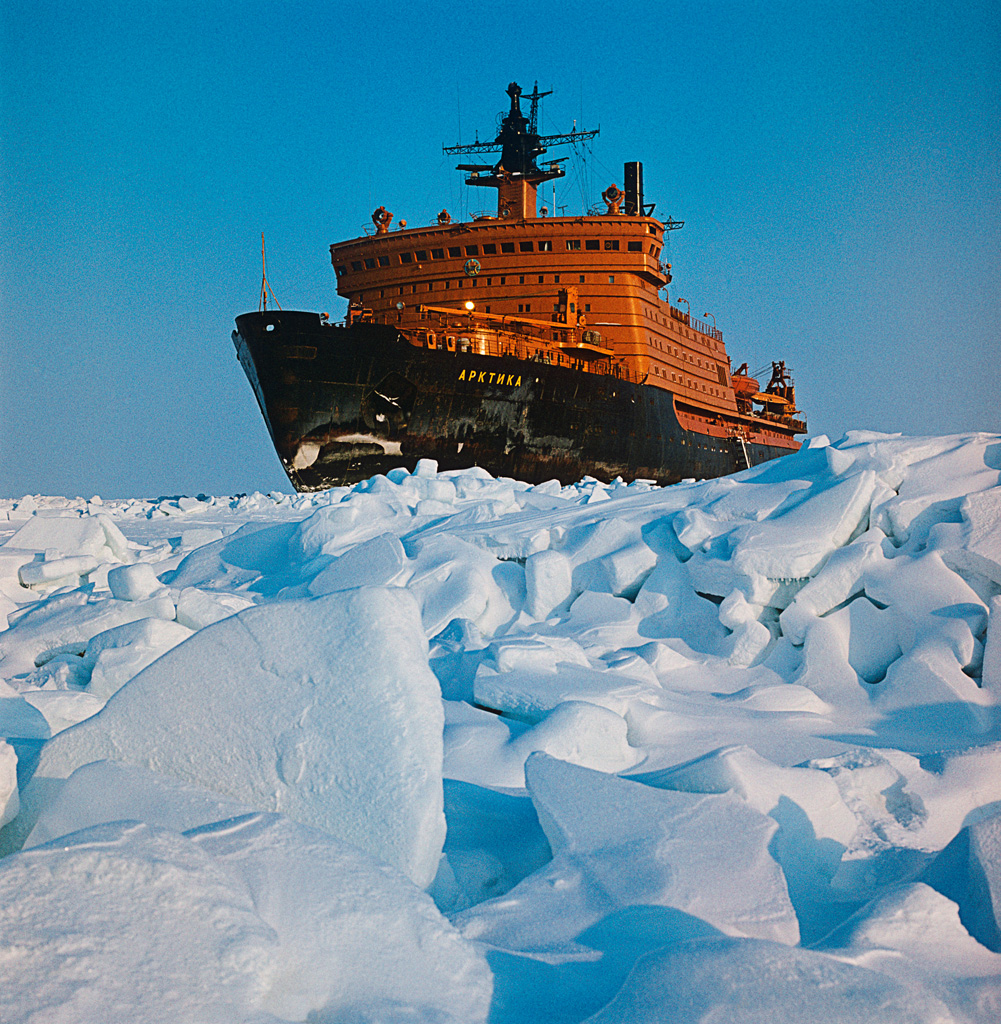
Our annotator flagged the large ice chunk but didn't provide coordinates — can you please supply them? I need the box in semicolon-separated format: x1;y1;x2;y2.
8;588;446;886
3;512;133;564
456;754;798;953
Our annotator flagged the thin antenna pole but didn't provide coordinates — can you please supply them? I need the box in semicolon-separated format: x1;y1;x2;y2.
260;233;267;312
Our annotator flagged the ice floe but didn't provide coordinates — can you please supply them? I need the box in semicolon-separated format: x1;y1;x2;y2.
0;429;999;1021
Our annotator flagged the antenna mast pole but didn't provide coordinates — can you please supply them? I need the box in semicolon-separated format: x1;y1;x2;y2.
259;233;283;313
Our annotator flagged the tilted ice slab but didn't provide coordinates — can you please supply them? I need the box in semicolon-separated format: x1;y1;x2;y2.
456;754;798;955
815;883;1001;1022
5;588;446;887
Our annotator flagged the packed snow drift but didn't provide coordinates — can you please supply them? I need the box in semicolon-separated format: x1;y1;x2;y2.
1;430;1000;1022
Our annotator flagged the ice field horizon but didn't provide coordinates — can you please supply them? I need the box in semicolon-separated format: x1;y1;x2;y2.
1;429;1000;1022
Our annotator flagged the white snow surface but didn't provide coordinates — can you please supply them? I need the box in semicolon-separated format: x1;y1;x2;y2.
0;431;999;1022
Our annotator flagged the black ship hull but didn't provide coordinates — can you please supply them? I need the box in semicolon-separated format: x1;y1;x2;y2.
233;310;795;491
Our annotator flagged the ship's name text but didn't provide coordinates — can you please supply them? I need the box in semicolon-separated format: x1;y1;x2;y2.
458;370;522;386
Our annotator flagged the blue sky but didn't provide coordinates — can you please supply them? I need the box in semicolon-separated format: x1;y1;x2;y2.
2;0;998;497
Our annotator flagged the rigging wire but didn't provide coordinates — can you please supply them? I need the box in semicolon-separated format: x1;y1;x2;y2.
259;234;282;312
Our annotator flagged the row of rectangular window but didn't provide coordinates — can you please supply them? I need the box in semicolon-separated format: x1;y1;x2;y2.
336;239;659;275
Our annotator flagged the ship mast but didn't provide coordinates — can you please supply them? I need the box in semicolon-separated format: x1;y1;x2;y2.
444;81;598;220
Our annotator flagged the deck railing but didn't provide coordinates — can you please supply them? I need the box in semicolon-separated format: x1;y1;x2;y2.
670;305;722;341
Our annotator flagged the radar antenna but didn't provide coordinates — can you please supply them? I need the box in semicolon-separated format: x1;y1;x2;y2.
524;80;552;134
443;81;599;219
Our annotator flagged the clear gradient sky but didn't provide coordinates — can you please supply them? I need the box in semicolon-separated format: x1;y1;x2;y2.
2;0;998;498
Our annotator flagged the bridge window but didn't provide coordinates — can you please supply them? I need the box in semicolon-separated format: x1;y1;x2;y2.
365;258;376;269
352;261;363;271
416;250;427;261
627;241;643;252
539;240;552;252
335;265;347;276
431;248;444;259
378;255;390;267
585;239;600;250
538;275;544;283
604;240;620;251
448;246;461;258
501;242;515;253
566;239;581;250
400;252;413;264
482;243;497;254
465;245;478;256
519;241;534;252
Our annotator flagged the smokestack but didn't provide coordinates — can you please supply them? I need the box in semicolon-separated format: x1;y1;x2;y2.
624;161;643;216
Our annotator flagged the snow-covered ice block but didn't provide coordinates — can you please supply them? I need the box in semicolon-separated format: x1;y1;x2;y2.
0;590;176;678
21;690;105;734
188;812;492;1023
815;883;1001;1013
810;744;1001;898
3;512;133;563
444;698;642;789
634;559;728;652
456;754;798;953
473;658;658;723
983;595;1001;695
407;534;523;637
730;471;877;581
292;493;410;559
307;531;408;595
176;527;225;549
942;486;1001;585
0;681;51;740
582;936;953;1024
8;588;446;886
0;740;16;829
18;554;99;589
825;594;902;683
872;434;1001;548
174;587;254;630
778;529;888;645
573;539;657;599
25;760;254;849
85;617;195;699
631;744;856;937
967;809;1001;951
0;821;278;1024
107;562;163;601
524;548;573;619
